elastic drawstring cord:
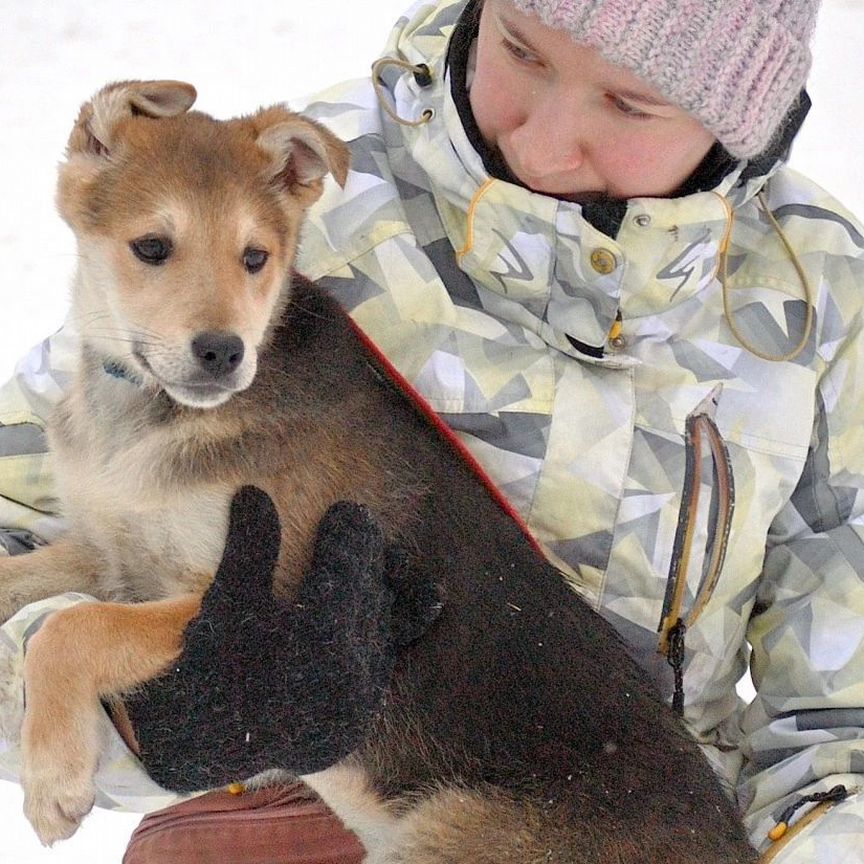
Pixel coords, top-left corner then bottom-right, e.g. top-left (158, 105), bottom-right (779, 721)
top-left (767, 785), bottom-right (849, 843)
top-left (456, 178), bottom-right (496, 261)
top-left (371, 58), bottom-right (435, 128)
top-left (716, 190), bottom-right (814, 362)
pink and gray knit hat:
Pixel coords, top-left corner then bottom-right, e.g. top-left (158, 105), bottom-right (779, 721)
top-left (508, 0), bottom-right (820, 158)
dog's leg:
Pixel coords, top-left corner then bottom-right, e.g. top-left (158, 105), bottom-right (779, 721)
top-left (369, 786), bottom-right (567, 864)
top-left (20, 594), bottom-right (201, 845)
top-left (301, 770), bottom-right (562, 864)
top-left (0, 539), bottom-right (110, 623)
top-left (302, 761), bottom-right (400, 861)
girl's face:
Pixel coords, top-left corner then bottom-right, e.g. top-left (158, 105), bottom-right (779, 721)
top-left (469, 0), bottom-right (717, 201)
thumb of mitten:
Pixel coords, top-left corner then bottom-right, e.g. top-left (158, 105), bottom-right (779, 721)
top-left (202, 485), bottom-right (281, 613)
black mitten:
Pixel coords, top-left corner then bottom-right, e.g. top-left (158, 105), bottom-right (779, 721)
top-left (124, 486), bottom-right (442, 792)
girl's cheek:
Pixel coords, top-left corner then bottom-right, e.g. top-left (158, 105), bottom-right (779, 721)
top-left (472, 76), bottom-right (519, 140)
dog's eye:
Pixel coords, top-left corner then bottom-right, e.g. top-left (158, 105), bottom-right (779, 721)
top-left (243, 248), bottom-right (269, 274)
top-left (130, 236), bottom-right (173, 265)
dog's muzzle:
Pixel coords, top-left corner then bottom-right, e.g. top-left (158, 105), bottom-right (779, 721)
top-left (132, 329), bottom-right (254, 409)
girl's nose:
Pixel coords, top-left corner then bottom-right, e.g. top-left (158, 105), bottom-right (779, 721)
top-left (507, 107), bottom-right (586, 181)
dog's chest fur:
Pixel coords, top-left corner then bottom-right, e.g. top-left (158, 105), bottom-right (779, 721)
top-left (48, 364), bottom-right (232, 601)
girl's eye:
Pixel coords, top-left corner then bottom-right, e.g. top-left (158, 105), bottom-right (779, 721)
top-left (502, 38), bottom-right (538, 65)
top-left (610, 97), bottom-right (652, 120)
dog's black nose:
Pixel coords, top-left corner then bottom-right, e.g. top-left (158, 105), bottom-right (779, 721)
top-left (191, 331), bottom-right (245, 378)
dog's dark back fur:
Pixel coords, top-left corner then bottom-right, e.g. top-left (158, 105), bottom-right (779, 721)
top-left (189, 275), bottom-right (757, 863)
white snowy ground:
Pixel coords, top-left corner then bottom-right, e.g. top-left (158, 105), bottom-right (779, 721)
top-left (0, 0), bottom-right (862, 861)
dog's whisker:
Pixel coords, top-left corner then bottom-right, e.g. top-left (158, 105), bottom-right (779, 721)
top-left (65, 310), bottom-right (163, 339)
top-left (68, 322), bottom-right (165, 347)
top-left (76, 330), bottom-right (160, 345)
top-left (65, 309), bottom-right (113, 323)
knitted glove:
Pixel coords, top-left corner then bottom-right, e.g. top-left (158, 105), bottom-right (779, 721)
top-left (124, 486), bottom-right (441, 792)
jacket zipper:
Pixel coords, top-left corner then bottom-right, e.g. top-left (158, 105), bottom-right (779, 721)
top-left (657, 387), bottom-right (735, 714)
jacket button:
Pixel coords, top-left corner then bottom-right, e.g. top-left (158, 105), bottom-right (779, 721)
top-left (590, 248), bottom-right (617, 275)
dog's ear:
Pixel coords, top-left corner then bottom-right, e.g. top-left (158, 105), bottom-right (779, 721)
top-left (253, 110), bottom-right (351, 208)
top-left (58, 80), bottom-right (197, 231)
top-left (66, 80), bottom-right (198, 159)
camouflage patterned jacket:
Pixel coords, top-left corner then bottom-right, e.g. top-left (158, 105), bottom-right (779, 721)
top-left (3, 1), bottom-right (864, 858)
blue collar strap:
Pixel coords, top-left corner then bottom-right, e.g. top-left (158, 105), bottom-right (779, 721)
top-left (102, 358), bottom-right (144, 386)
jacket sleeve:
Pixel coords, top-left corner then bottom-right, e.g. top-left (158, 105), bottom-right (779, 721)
top-left (0, 326), bottom-right (78, 553)
top-left (739, 261), bottom-right (864, 860)
top-left (0, 593), bottom-right (189, 814)
top-left (0, 326), bottom-right (187, 812)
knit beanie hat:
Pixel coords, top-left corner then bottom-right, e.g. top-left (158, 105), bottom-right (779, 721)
top-left (508, 0), bottom-right (820, 158)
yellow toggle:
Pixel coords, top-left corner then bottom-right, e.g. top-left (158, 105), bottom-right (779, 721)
top-left (768, 822), bottom-right (788, 842)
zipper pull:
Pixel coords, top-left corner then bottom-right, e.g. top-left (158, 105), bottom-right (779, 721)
top-left (666, 619), bottom-right (687, 717)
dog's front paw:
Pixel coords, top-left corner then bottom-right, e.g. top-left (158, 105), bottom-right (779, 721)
top-left (21, 765), bottom-right (96, 846)
top-left (20, 714), bottom-right (99, 845)
top-left (19, 619), bottom-right (102, 845)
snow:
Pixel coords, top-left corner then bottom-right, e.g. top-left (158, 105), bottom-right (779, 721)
top-left (0, 0), bottom-right (862, 860)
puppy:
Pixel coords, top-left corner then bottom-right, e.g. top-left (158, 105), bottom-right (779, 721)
top-left (0, 81), bottom-right (757, 862)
